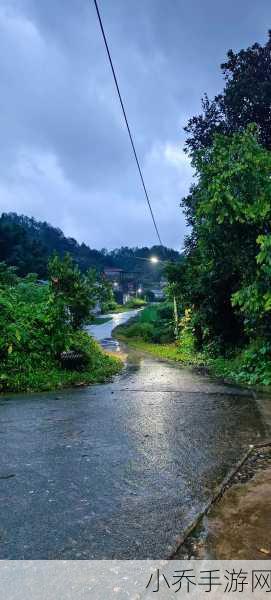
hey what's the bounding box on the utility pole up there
[173,293,179,340]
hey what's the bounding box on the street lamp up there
[131,256,182,339]
[149,256,179,339]
[134,254,179,339]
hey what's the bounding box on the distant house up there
[103,268,140,304]
[103,268,125,284]
[37,279,49,286]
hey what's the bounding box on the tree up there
[232,233,271,339]
[185,31,271,155]
[0,216,47,277]
[0,267,66,368]
[93,272,116,312]
[0,262,18,286]
[48,253,96,330]
[179,126,271,353]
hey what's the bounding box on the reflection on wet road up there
[87,309,140,352]
[0,311,270,558]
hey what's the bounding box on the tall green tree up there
[185,31,271,155]
[48,253,96,330]
[179,126,271,352]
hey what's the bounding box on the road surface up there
[0,310,270,558]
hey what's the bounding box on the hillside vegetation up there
[0,213,179,286]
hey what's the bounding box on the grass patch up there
[0,353,122,393]
[115,335,205,365]
[115,329,271,387]
[115,304,271,387]
[14,355,122,392]
[105,298,147,314]
[104,304,130,314]
[3,354,122,393]
[116,332,271,386]
[89,315,112,325]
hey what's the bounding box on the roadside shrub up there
[125,297,147,309]
[177,308,195,359]
[120,321,154,342]
[230,341,271,386]
[101,299,118,313]
[0,260,122,392]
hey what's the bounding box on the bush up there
[101,299,118,313]
[125,297,147,309]
[0,261,122,392]
[218,341,271,386]
[178,308,195,358]
[122,321,155,342]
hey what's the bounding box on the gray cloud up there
[0,0,270,248]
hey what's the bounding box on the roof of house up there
[104,268,124,272]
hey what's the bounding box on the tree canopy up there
[169,31,271,382]
[177,126,271,352]
[185,31,271,155]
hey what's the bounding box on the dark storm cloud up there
[0,0,270,248]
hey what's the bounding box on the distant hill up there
[0,213,114,277]
[0,212,181,284]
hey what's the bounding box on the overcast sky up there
[0,1,270,250]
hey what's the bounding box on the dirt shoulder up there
[176,446,271,560]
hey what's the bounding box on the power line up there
[92,0,164,247]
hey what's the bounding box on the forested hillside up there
[0,213,112,276]
[0,213,179,282]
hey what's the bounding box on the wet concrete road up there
[0,313,270,559]
[87,309,141,342]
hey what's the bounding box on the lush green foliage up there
[114,335,271,387]
[185,31,271,154]
[106,297,147,314]
[125,297,147,309]
[49,253,117,326]
[172,127,271,360]
[0,213,110,276]
[0,258,121,392]
[167,31,271,385]
[114,303,175,344]
[49,254,96,330]
[0,216,47,277]
[232,234,271,340]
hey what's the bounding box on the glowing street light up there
[149,255,178,339]
[134,253,179,338]
[137,287,143,294]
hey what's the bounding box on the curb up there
[169,440,271,559]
